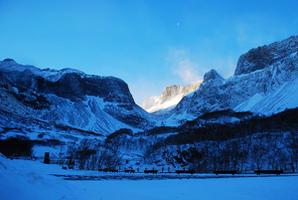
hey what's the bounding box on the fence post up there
[44,152,50,164]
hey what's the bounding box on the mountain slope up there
[166,35,298,123]
[0,59,152,136]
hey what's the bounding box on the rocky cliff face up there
[235,35,298,75]
[0,59,135,103]
[0,59,152,137]
[166,35,298,124]
[142,82,200,113]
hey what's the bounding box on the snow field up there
[1,156,298,200]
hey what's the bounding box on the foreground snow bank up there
[0,155,77,200]
[0,156,298,200]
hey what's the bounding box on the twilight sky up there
[0,0,298,104]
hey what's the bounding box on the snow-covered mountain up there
[142,82,200,113]
[1,35,298,172]
[1,35,298,140]
[0,59,152,138]
[165,35,298,123]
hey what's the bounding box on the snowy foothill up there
[1,156,298,200]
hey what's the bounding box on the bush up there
[0,138,33,157]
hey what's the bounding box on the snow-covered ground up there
[1,156,298,200]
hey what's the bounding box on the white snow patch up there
[235,93,265,112]
[235,77,298,115]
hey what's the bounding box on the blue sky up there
[0,0,298,104]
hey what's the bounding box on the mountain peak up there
[2,58,16,62]
[203,69,224,82]
[1,58,17,66]
[142,82,200,113]
[235,35,298,76]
